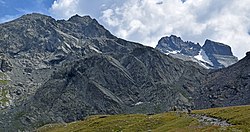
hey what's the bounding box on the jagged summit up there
[68,14,94,24]
[16,13,55,22]
[0,13,115,54]
[20,13,52,18]
[156,35,238,69]
[69,14,83,19]
[203,39,233,56]
[156,35,201,56]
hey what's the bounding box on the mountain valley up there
[0,13,249,131]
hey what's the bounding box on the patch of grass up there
[37,105,250,132]
[0,72,6,77]
[0,87,10,107]
[0,72,10,85]
[37,112,221,132]
[0,80,9,85]
[0,73,10,107]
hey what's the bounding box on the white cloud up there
[49,0,250,59]
[102,9,119,26]
[49,0,80,19]
[49,0,124,19]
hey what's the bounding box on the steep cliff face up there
[202,40,233,56]
[202,40,238,68]
[156,35,238,69]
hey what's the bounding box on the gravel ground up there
[190,114,231,126]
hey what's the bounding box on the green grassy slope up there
[38,105,250,132]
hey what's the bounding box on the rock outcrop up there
[202,39,238,68]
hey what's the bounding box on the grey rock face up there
[203,39,233,56]
[0,48,206,131]
[156,35,238,69]
[156,35,201,56]
[0,12,125,109]
[202,40,238,68]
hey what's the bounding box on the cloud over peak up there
[50,0,80,19]
[49,0,250,59]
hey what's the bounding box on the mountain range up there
[0,13,249,131]
[156,35,238,69]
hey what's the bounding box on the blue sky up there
[0,0,54,21]
[0,0,250,59]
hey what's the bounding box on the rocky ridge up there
[156,35,238,69]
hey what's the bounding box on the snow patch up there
[164,50,180,55]
[199,62,211,69]
[134,102,143,106]
[61,46,69,53]
[64,42,71,49]
[89,45,102,53]
[194,49,213,66]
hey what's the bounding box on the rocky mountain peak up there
[17,13,55,23]
[156,35,238,69]
[201,39,237,68]
[68,14,94,25]
[202,39,233,56]
[62,14,114,39]
[0,13,116,56]
[156,35,201,56]
[169,34,182,42]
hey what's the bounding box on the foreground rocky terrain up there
[0,13,249,131]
